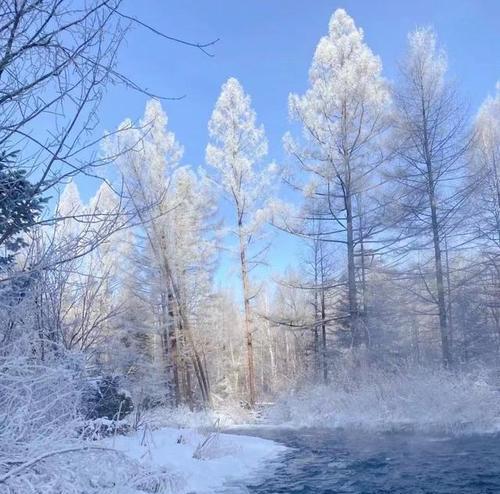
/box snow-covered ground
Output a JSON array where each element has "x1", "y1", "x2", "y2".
[{"x1": 101, "y1": 426, "x2": 287, "y2": 494}]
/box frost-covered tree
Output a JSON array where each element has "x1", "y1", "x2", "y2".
[
  {"x1": 286, "y1": 9, "x2": 390, "y2": 348},
  {"x1": 468, "y1": 84, "x2": 500, "y2": 351},
  {"x1": 0, "y1": 3, "x2": 225, "y2": 489},
  {"x1": 472, "y1": 83, "x2": 500, "y2": 248},
  {"x1": 391, "y1": 28, "x2": 470, "y2": 367},
  {"x1": 206, "y1": 77, "x2": 275, "y2": 406},
  {"x1": 106, "y1": 100, "x2": 215, "y2": 407},
  {"x1": 56, "y1": 180, "x2": 84, "y2": 241},
  {"x1": 36, "y1": 181, "x2": 127, "y2": 364},
  {"x1": 0, "y1": 151, "x2": 47, "y2": 265}
]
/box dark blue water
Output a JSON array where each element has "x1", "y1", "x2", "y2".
[{"x1": 222, "y1": 428, "x2": 500, "y2": 494}]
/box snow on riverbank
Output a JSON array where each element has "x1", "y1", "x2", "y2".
[
  {"x1": 101, "y1": 426, "x2": 287, "y2": 494},
  {"x1": 265, "y1": 366, "x2": 500, "y2": 434}
]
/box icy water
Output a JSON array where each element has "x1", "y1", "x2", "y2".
[{"x1": 222, "y1": 427, "x2": 500, "y2": 494}]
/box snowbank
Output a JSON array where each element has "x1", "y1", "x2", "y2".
[
  {"x1": 266, "y1": 366, "x2": 500, "y2": 434},
  {"x1": 102, "y1": 426, "x2": 287, "y2": 494}
]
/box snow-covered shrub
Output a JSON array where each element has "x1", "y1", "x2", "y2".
[
  {"x1": 139, "y1": 400, "x2": 257, "y2": 432},
  {"x1": 79, "y1": 418, "x2": 131, "y2": 440},
  {"x1": 0, "y1": 351, "x2": 90, "y2": 491},
  {"x1": 0, "y1": 447, "x2": 182, "y2": 494},
  {"x1": 0, "y1": 354, "x2": 84, "y2": 466},
  {"x1": 130, "y1": 466, "x2": 185, "y2": 494},
  {"x1": 266, "y1": 363, "x2": 500, "y2": 433},
  {"x1": 82, "y1": 375, "x2": 134, "y2": 420},
  {"x1": 192, "y1": 419, "x2": 221, "y2": 460}
]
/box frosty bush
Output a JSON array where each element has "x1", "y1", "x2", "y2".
[
  {"x1": 79, "y1": 418, "x2": 131, "y2": 440},
  {"x1": 0, "y1": 354, "x2": 84, "y2": 465},
  {"x1": 0, "y1": 447, "x2": 180, "y2": 494},
  {"x1": 140, "y1": 400, "x2": 257, "y2": 431},
  {"x1": 0, "y1": 356, "x2": 176, "y2": 492},
  {"x1": 82, "y1": 376, "x2": 134, "y2": 421},
  {"x1": 0, "y1": 351, "x2": 87, "y2": 490},
  {"x1": 267, "y1": 363, "x2": 500, "y2": 433}
]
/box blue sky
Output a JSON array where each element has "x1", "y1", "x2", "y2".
[
  {"x1": 98, "y1": 0, "x2": 499, "y2": 164},
  {"x1": 92, "y1": 0, "x2": 499, "y2": 283}
]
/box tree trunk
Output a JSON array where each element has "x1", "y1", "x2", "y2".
[
  {"x1": 321, "y1": 288, "x2": 328, "y2": 383},
  {"x1": 165, "y1": 263, "x2": 211, "y2": 406},
  {"x1": 238, "y1": 223, "x2": 256, "y2": 406},
  {"x1": 345, "y1": 189, "x2": 362, "y2": 346},
  {"x1": 421, "y1": 92, "x2": 452, "y2": 368},
  {"x1": 184, "y1": 360, "x2": 194, "y2": 411},
  {"x1": 444, "y1": 234, "x2": 454, "y2": 356},
  {"x1": 313, "y1": 242, "x2": 321, "y2": 377},
  {"x1": 167, "y1": 291, "x2": 181, "y2": 406},
  {"x1": 491, "y1": 157, "x2": 500, "y2": 245},
  {"x1": 427, "y1": 167, "x2": 452, "y2": 367}
]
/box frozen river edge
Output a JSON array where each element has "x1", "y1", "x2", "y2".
[{"x1": 101, "y1": 426, "x2": 288, "y2": 494}]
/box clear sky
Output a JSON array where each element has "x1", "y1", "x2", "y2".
[{"x1": 92, "y1": 0, "x2": 499, "y2": 282}]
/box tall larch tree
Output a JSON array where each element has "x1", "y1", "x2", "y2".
[
  {"x1": 471, "y1": 84, "x2": 500, "y2": 348},
  {"x1": 106, "y1": 100, "x2": 212, "y2": 407},
  {"x1": 392, "y1": 28, "x2": 469, "y2": 367},
  {"x1": 206, "y1": 77, "x2": 272, "y2": 406},
  {"x1": 286, "y1": 9, "x2": 390, "y2": 348}
]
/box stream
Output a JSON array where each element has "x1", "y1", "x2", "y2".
[{"x1": 222, "y1": 427, "x2": 500, "y2": 493}]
